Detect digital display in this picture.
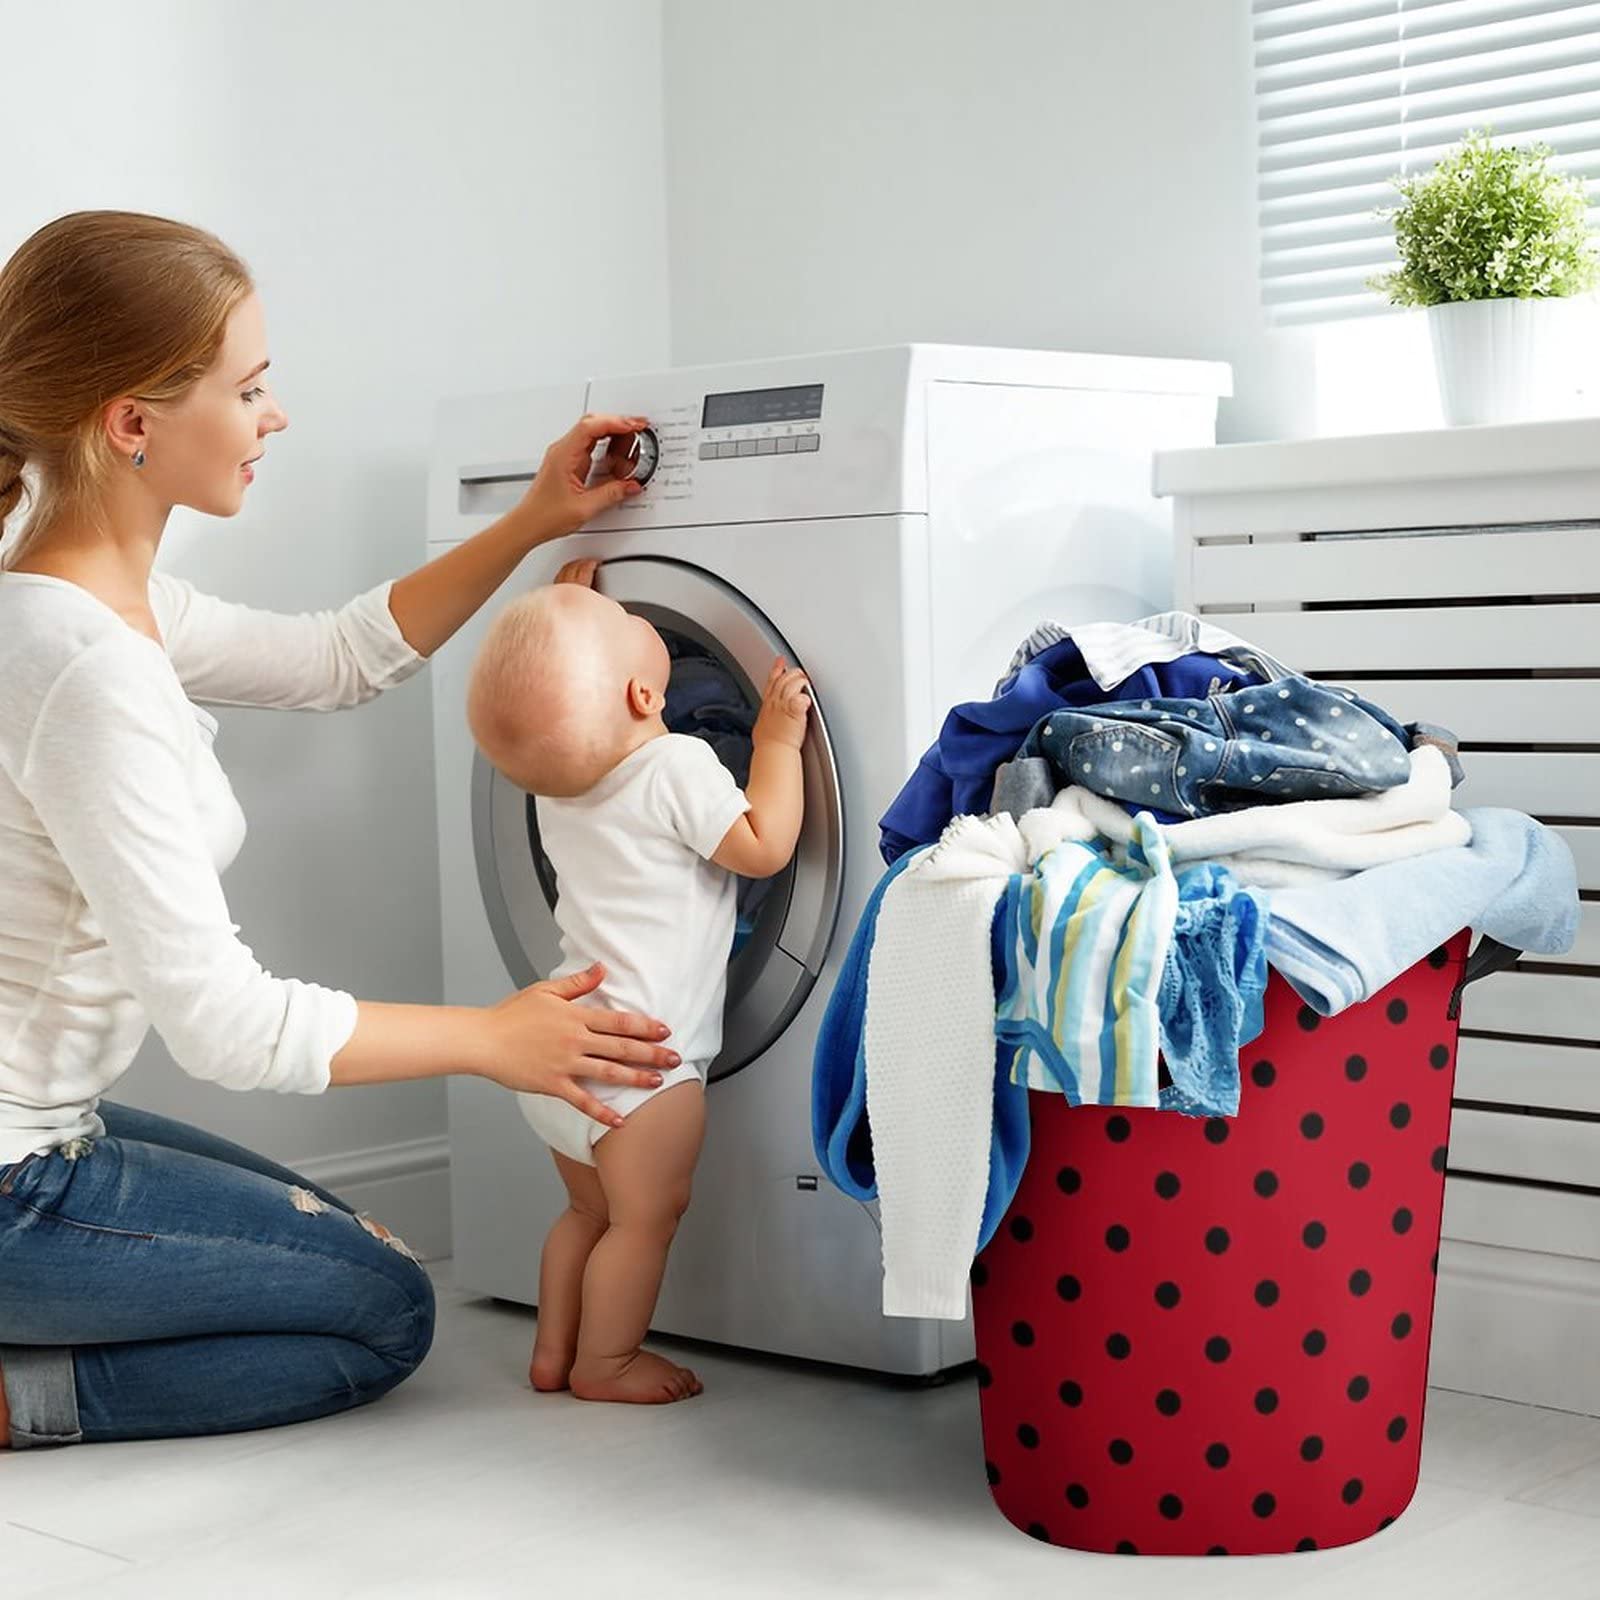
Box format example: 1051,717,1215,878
701,383,824,428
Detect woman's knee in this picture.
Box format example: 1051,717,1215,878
398,1260,436,1374
330,1214,436,1377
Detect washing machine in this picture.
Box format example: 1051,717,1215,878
429,344,1229,1376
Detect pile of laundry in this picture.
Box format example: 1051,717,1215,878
811,613,1580,1320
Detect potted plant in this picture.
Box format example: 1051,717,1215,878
1371,132,1598,426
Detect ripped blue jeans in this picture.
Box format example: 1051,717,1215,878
0,1103,434,1447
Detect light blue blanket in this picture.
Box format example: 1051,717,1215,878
1265,808,1579,1015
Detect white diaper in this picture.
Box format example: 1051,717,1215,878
518,1060,708,1166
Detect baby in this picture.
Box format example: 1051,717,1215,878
467,571,810,1405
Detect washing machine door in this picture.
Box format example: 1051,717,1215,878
472,556,845,1081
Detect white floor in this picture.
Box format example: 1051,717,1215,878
5,1263,1600,1600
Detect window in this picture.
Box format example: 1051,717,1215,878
1255,0,1600,323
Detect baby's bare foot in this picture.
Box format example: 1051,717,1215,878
570,1349,703,1405
529,1338,574,1393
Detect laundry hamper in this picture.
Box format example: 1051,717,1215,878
971,931,1505,1556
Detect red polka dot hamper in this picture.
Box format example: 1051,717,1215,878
971,932,1485,1556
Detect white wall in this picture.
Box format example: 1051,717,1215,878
1,0,670,1232
661,0,1316,444
3,0,1383,1247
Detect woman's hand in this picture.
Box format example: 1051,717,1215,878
513,414,651,546
476,963,679,1128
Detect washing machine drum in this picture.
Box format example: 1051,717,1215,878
472,557,844,1081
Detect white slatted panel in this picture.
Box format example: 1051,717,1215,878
1237,603,1600,671
1255,0,1600,323
1453,752,1600,815
1342,677,1600,744
1456,1035,1600,1109
1194,523,1600,605
1167,433,1600,1406
1448,1104,1600,1184
1461,971,1600,1038
1443,1174,1600,1255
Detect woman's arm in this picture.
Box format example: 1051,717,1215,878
152,414,649,711
386,412,647,658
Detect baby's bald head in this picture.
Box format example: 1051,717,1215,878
467,583,668,797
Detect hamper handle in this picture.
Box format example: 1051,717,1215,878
1446,935,1523,1021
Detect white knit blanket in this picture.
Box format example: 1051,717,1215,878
864,807,1088,1319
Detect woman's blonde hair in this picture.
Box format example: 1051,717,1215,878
0,210,253,568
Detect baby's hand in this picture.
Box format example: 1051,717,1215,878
553,558,600,588
752,658,811,752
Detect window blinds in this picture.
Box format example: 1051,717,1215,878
1255,0,1600,322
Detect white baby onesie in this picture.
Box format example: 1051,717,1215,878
518,733,750,1165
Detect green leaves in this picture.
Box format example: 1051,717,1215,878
1370,132,1598,307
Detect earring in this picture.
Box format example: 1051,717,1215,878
131,450,146,469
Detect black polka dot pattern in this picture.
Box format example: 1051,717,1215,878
968,937,1464,1555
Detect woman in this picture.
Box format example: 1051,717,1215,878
0,210,676,1447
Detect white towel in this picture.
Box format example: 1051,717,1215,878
1063,745,1469,877
864,806,1088,1319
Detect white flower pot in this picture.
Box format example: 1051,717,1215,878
1427,296,1576,426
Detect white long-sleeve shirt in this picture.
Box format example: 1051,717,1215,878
0,569,425,1165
